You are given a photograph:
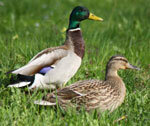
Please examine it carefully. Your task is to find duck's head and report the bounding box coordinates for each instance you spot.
[68,6,103,29]
[107,55,140,71]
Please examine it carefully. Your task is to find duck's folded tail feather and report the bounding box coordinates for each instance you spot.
[8,74,35,88]
[34,100,56,106]
[8,82,31,88]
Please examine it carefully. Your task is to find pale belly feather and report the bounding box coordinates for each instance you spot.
[43,52,81,88]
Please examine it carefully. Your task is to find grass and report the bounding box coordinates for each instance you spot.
[0,0,150,125]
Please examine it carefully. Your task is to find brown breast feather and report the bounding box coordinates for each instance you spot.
[66,29,85,59]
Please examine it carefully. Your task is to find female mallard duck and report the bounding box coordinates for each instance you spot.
[34,55,140,112]
[8,6,103,90]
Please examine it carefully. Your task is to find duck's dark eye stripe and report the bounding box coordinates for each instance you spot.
[113,58,128,63]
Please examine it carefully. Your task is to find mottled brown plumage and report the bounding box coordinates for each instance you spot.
[35,55,140,112]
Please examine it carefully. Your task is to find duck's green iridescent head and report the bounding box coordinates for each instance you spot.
[68,6,103,29]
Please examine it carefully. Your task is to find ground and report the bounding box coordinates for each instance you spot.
[0,0,150,125]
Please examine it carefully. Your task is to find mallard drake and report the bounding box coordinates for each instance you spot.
[8,6,103,90]
[34,55,140,112]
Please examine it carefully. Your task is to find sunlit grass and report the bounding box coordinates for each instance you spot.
[0,0,150,125]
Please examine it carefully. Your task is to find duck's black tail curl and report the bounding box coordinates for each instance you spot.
[8,74,35,88]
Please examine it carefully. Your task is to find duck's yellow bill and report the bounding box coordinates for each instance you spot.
[88,13,103,21]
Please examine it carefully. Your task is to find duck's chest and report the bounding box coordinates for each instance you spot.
[98,79,126,112]
[109,80,126,112]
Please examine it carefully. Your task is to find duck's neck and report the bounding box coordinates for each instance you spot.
[68,20,80,29]
[105,68,125,90]
[105,68,119,80]
[65,27,85,59]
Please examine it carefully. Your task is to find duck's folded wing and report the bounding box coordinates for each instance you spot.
[34,81,103,106]
[56,88,85,100]
[34,88,85,106]
[11,46,68,75]
[64,80,104,94]
[55,81,101,101]
[70,91,100,111]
